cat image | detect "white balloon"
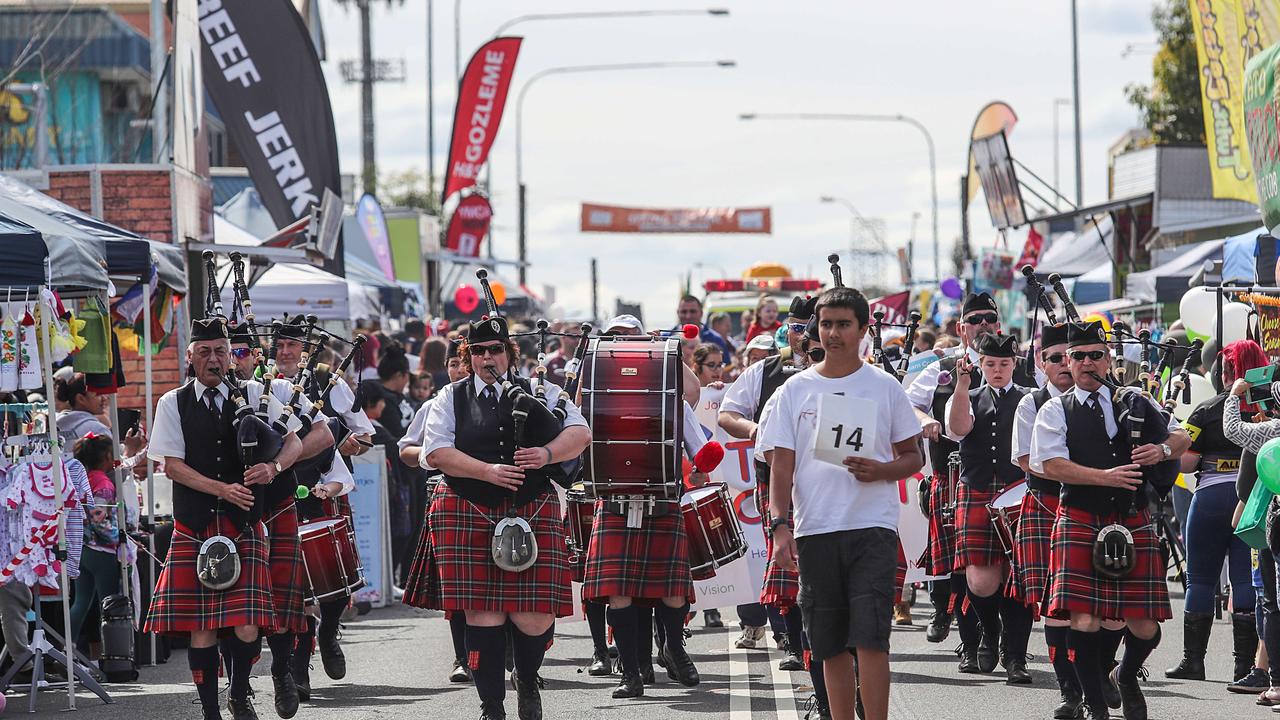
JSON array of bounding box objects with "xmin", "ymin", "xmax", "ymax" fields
[
  {"xmin": 1179, "ymin": 287, "xmax": 1218, "ymax": 336},
  {"xmin": 1171, "ymin": 372, "xmax": 1217, "ymax": 423},
  {"xmin": 1214, "ymin": 302, "xmax": 1251, "ymax": 345}
]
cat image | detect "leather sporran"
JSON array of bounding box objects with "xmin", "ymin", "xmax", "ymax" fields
[
  {"xmin": 196, "ymin": 535, "xmax": 242, "ymax": 590},
  {"xmin": 1092, "ymin": 524, "xmax": 1136, "ymax": 579}
]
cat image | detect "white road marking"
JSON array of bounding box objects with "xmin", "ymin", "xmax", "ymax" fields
[
  {"xmin": 729, "ymin": 636, "xmax": 753, "ymax": 720},
  {"xmin": 769, "ymin": 652, "xmax": 802, "ymax": 720}
]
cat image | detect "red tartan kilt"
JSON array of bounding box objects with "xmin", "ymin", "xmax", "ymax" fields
[
  {"xmin": 919, "ymin": 473, "xmax": 956, "ymax": 576},
  {"xmin": 405, "ymin": 484, "xmax": 571, "ymax": 616},
  {"xmin": 264, "ymin": 500, "xmax": 309, "ymax": 633},
  {"xmin": 954, "ymin": 483, "xmax": 1007, "ymax": 570},
  {"xmin": 1012, "ymin": 490, "xmax": 1058, "ymax": 611},
  {"xmin": 1046, "ymin": 506, "xmax": 1172, "ymax": 621},
  {"xmin": 760, "ymin": 532, "xmax": 799, "ymax": 609},
  {"xmin": 403, "ymin": 484, "xmax": 440, "ymax": 608},
  {"xmin": 144, "ymin": 516, "xmax": 277, "ymax": 636},
  {"xmin": 582, "ymin": 502, "xmax": 694, "ymax": 604}
]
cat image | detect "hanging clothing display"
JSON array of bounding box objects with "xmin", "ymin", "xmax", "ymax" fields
[
  {"xmin": 0, "ymin": 311, "xmax": 17, "ymax": 393},
  {"xmin": 17, "ymin": 306, "xmax": 40, "ymax": 390},
  {"xmin": 72, "ymin": 298, "xmax": 110, "ymax": 375}
]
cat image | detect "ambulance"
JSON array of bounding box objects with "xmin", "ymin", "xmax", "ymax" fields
[{"xmin": 701, "ymin": 263, "xmax": 824, "ymax": 337}]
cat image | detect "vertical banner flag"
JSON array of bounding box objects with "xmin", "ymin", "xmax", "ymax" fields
[
  {"xmin": 1016, "ymin": 225, "xmax": 1045, "ymax": 268},
  {"xmin": 444, "ymin": 193, "xmax": 493, "ymax": 257},
  {"xmin": 1190, "ymin": 0, "xmax": 1280, "ymax": 203},
  {"xmin": 443, "ymin": 37, "xmax": 523, "ymax": 201},
  {"xmin": 868, "ymin": 290, "xmax": 911, "ymax": 325},
  {"xmin": 1244, "ymin": 40, "xmax": 1280, "ymax": 235},
  {"xmin": 356, "ymin": 194, "xmax": 396, "ymax": 281}
]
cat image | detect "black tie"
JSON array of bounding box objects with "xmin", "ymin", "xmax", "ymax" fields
[
  {"xmin": 481, "ymin": 385, "xmax": 498, "ymax": 413},
  {"xmin": 203, "ymin": 387, "xmax": 220, "ymax": 415},
  {"xmin": 1087, "ymin": 391, "xmax": 1106, "ymax": 421}
]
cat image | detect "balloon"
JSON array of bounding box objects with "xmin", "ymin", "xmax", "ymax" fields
[
  {"xmin": 454, "ymin": 284, "xmax": 479, "ymax": 314},
  {"xmin": 940, "ymin": 277, "xmax": 963, "ymax": 300},
  {"xmin": 1257, "ymin": 437, "xmax": 1280, "ymax": 494},
  {"xmin": 1214, "ymin": 302, "xmax": 1251, "ymax": 345},
  {"xmin": 491, "ymin": 281, "xmax": 507, "ymax": 306},
  {"xmin": 1170, "ymin": 372, "xmax": 1216, "ymax": 422},
  {"xmin": 1178, "ymin": 287, "xmax": 1217, "ymax": 336}
]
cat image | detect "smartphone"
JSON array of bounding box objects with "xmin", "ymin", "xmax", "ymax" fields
[{"xmin": 116, "ymin": 408, "xmax": 141, "ymax": 435}]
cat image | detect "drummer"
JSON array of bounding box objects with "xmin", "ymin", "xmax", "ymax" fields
[
  {"xmin": 399, "ymin": 339, "xmax": 473, "ymax": 684},
  {"xmin": 944, "ymin": 332, "xmax": 1036, "ymax": 684},
  {"xmin": 581, "ymin": 315, "xmax": 710, "ymax": 700}
]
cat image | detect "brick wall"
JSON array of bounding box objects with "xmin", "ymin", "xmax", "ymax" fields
[{"xmin": 43, "ymin": 167, "xmax": 187, "ymax": 415}]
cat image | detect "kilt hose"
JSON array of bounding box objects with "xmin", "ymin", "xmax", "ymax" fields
[
  {"xmin": 264, "ymin": 499, "xmax": 309, "ymax": 634},
  {"xmin": 1046, "ymin": 505, "xmax": 1172, "ymax": 621},
  {"xmin": 144, "ymin": 515, "xmax": 277, "ymax": 636},
  {"xmin": 582, "ymin": 502, "xmax": 695, "ymax": 605},
  {"xmin": 954, "ymin": 482, "xmax": 1009, "ymax": 571},
  {"xmin": 1011, "ymin": 490, "xmax": 1059, "ymax": 615},
  {"xmin": 404, "ymin": 483, "xmax": 572, "ymax": 617},
  {"xmin": 917, "ymin": 472, "xmax": 956, "ymax": 576}
]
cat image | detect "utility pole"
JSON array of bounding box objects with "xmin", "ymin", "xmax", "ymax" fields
[
  {"xmin": 1071, "ymin": 0, "xmax": 1083, "ymax": 208},
  {"xmin": 590, "ymin": 258, "xmax": 599, "ymax": 325},
  {"xmin": 427, "ymin": 0, "xmax": 435, "ymax": 205},
  {"xmin": 338, "ymin": 0, "xmax": 407, "ymax": 196}
]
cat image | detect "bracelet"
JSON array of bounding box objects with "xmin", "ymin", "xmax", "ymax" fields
[{"xmin": 542, "ymin": 447, "xmax": 553, "ymax": 464}]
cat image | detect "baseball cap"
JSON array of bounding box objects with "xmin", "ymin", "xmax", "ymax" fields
[
  {"xmin": 604, "ymin": 314, "xmax": 643, "ymax": 333},
  {"xmin": 746, "ymin": 334, "xmax": 777, "ymax": 353}
]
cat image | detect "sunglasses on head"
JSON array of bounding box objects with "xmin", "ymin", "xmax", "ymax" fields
[
  {"xmin": 964, "ymin": 312, "xmax": 998, "ymax": 325},
  {"xmin": 787, "ymin": 323, "xmax": 807, "ymax": 334},
  {"xmin": 231, "ymin": 347, "xmax": 254, "ymax": 360},
  {"xmin": 1042, "ymin": 352, "xmax": 1066, "ymax": 364},
  {"xmin": 1069, "ymin": 350, "xmax": 1107, "ymax": 361},
  {"xmin": 470, "ymin": 343, "xmax": 506, "ymax": 357}
]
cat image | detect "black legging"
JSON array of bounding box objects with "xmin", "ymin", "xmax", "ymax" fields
[{"xmin": 70, "ymin": 547, "xmax": 120, "ymax": 645}]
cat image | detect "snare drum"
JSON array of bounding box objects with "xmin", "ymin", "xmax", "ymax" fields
[
  {"xmin": 564, "ymin": 487, "xmax": 595, "ymax": 557},
  {"xmin": 298, "ymin": 516, "xmax": 366, "ymax": 605},
  {"xmin": 986, "ymin": 481, "xmax": 1028, "ymax": 560},
  {"xmin": 681, "ymin": 483, "xmax": 747, "ymax": 580},
  {"xmin": 580, "ymin": 337, "xmax": 684, "ymax": 500}
]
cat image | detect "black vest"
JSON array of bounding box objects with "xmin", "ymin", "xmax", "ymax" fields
[
  {"xmin": 1061, "ymin": 392, "xmax": 1138, "ymax": 515},
  {"xmin": 753, "ymin": 355, "xmax": 796, "ymax": 488},
  {"xmin": 1026, "ymin": 386, "xmax": 1063, "ymax": 494},
  {"xmin": 959, "ymin": 384, "xmax": 1029, "ymax": 492},
  {"xmin": 927, "ymin": 353, "xmax": 1036, "ymax": 476},
  {"xmin": 445, "ymin": 377, "xmax": 550, "ymax": 508},
  {"xmin": 174, "ymin": 381, "xmax": 260, "ymax": 530}
]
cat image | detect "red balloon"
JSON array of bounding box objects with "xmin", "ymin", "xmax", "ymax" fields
[{"xmin": 455, "ymin": 284, "xmax": 479, "ymax": 314}]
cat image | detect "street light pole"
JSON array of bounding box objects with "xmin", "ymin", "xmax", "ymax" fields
[
  {"xmin": 1053, "ymin": 97, "xmax": 1070, "ymax": 200},
  {"xmin": 516, "ymin": 60, "xmax": 736, "ymax": 285},
  {"xmin": 427, "ymin": 0, "xmax": 435, "ymax": 202},
  {"xmin": 454, "ymin": 0, "xmax": 462, "ymax": 81},
  {"xmin": 1071, "ymin": 0, "xmax": 1083, "ymax": 208},
  {"xmin": 741, "ymin": 112, "xmax": 940, "ymax": 284},
  {"xmin": 494, "ymin": 8, "xmax": 728, "ymax": 37}
]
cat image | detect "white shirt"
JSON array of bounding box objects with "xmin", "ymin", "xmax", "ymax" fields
[
  {"xmin": 942, "ymin": 379, "xmax": 1016, "ymax": 443},
  {"xmin": 753, "ymin": 391, "xmax": 784, "ymax": 462},
  {"xmin": 1011, "ymin": 383, "xmax": 1065, "ymax": 467},
  {"xmin": 319, "ymin": 449, "xmax": 355, "ymax": 496},
  {"xmin": 762, "ymin": 363, "xmax": 923, "ymax": 538},
  {"xmin": 148, "ymin": 379, "xmax": 285, "ymax": 461},
  {"xmin": 905, "ymin": 346, "xmax": 973, "ymax": 411},
  {"xmin": 1029, "ymin": 386, "xmax": 1180, "ymax": 475},
  {"xmin": 720, "ymin": 357, "xmax": 767, "ymax": 419},
  {"xmin": 421, "ymin": 375, "xmax": 588, "ymax": 467}
]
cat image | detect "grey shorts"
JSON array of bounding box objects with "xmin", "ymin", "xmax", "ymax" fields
[{"xmin": 796, "ymin": 526, "xmax": 898, "ymax": 660}]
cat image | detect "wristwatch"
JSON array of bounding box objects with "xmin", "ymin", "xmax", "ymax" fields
[
  {"xmin": 768, "ymin": 516, "xmax": 792, "ymax": 534},
  {"xmin": 272, "ymin": 460, "xmax": 284, "ymax": 475},
  {"xmin": 1160, "ymin": 443, "xmax": 1172, "ymax": 459}
]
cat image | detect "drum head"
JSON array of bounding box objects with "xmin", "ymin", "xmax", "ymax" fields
[
  {"xmin": 991, "ymin": 481, "xmax": 1027, "ymax": 509},
  {"xmin": 299, "ymin": 517, "xmax": 346, "ymax": 537},
  {"xmin": 681, "ymin": 484, "xmax": 723, "ymax": 506}
]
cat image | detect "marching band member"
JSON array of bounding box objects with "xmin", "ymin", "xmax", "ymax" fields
[
  {"xmin": 400, "ymin": 339, "xmax": 473, "ymax": 684},
  {"xmin": 766, "ymin": 287, "xmax": 924, "ymax": 720},
  {"xmin": 1031, "ymin": 321, "xmax": 1189, "ymax": 720},
  {"xmin": 145, "ymin": 317, "xmax": 304, "ymax": 720},
  {"xmin": 414, "ymin": 316, "xmax": 590, "ymax": 720},
  {"xmin": 945, "ymin": 332, "xmax": 1035, "ymax": 684}
]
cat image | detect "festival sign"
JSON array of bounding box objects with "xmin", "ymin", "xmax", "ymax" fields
[
  {"xmin": 443, "ymin": 193, "xmax": 493, "ymax": 258},
  {"xmin": 1246, "ymin": 293, "xmax": 1280, "ymax": 359},
  {"xmin": 442, "ymin": 37, "xmax": 522, "ymax": 201},
  {"xmin": 580, "ymin": 203, "xmax": 772, "ymax": 234},
  {"xmin": 869, "ymin": 290, "xmax": 911, "ymax": 325},
  {"xmin": 1244, "ymin": 40, "xmax": 1280, "ymax": 235}
]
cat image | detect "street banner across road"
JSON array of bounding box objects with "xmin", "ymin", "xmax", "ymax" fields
[
  {"xmin": 580, "ymin": 203, "xmax": 772, "ymax": 234},
  {"xmin": 443, "ymin": 37, "xmax": 523, "ymax": 201},
  {"xmin": 444, "ymin": 193, "xmax": 493, "ymax": 257}
]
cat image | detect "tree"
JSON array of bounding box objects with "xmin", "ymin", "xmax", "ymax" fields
[
  {"xmin": 1125, "ymin": 0, "xmax": 1205, "ymax": 145},
  {"xmin": 378, "ymin": 167, "xmax": 440, "ymax": 214}
]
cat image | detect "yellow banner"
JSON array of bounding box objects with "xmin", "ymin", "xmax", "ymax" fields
[{"xmin": 1190, "ymin": 0, "xmax": 1280, "ymax": 203}]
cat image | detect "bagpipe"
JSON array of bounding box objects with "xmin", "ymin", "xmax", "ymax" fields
[{"xmin": 827, "ymin": 254, "xmax": 921, "ymax": 381}]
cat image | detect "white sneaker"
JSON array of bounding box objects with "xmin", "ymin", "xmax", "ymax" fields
[{"xmin": 734, "ymin": 625, "xmax": 766, "ymax": 649}]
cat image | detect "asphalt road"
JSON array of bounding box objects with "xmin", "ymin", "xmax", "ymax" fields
[{"xmin": 10, "ymin": 586, "xmax": 1265, "ymax": 719}]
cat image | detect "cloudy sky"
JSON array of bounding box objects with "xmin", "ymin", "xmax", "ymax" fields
[{"xmin": 316, "ymin": 0, "xmax": 1159, "ymax": 325}]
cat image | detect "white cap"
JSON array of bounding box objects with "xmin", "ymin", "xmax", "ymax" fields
[
  {"xmin": 746, "ymin": 334, "xmax": 777, "ymax": 353},
  {"xmin": 605, "ymin": 314, "xmax": 643, "ymax": 333}
]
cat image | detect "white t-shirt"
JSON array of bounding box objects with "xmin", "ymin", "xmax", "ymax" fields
[{"xmin": 763, "ymin": 363, "xmax": 922, "ymax": 538}]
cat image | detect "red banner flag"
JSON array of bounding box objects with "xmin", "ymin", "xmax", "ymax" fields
[
  {"xmin": 444, "ymin": 193, "xmax": 492, "ymax": 257},
  {"xmin": 869, "ymin": 291, "xmax": 911, "ymax": 325},
  {"xmin": 442, "ymin": 37, "xmax": 522, "ymax": 201},
  {"xmin": 1016, "ymin": 225, "xmax": 1044, "ymax": 268}
]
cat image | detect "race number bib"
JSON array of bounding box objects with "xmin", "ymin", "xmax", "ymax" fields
[{"xmin": 812, "ymin": 393, "xmax": 878, "ymax": 468}]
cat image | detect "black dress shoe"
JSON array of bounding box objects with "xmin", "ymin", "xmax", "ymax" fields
[
  {"xmin": 1004, "ymin": 659, "xmax": 1032, "ymax": 685},
  {"xmin": 662, "ymin": 643, "xmax": 700, "ymax": 687},
  {"xmin": 480, "ymin": 700, "xmax": 507, "ymax": 720},
  {"xmin": 640, "ymin": 665, "xmax": 655, "ymax": 685},
  {"xmin": 451, "ymin": 658, "xmax": 474, "ymax": 683},
  {"xmin": 228, "ymin": 696, "xmax": 260, "ymax": 720},
  {"xmin": 1108, "ymin": 667, "xmax": 1147, "ymax": 720},
  {"xmin": 588, "ymin": 649, "xmax": 613, "ymax": 677},
  {"xmin": 926, "ymin": 612, "xmax": 952, "ymax": 643},
  {"xmin": 514, "ymin": 673, "xmax": 542, "ymax": 720},
  {"xmin": 977, "ymin": 634, "xmax": 999, "ymax": 673},
  {"xmin": 1053, "ymin": 683, "xmax": 1084, "ymax": 719},
  {"xmin": 318, "ymin": 633, "xmax": 346, "ymax": 680},
  {"xmin": 289, "ymin": 654, "xmax": 310, "ymax": 703},
  {"xmin": 957, "ymin": 647, "xmax": 981, "ymax": 674},
  {"xmin": 272, "ymin": 672, "xmax": 300, "ymax": 719},
  {"xmin": 612, "ymin": 672, "xmax": 644, "ymax": 699}
]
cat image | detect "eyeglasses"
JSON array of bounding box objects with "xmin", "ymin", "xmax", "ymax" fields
[
  {"xmin": 787, "ymin": 323, "xmax": 807, "ymax": 334},
  {"xmin": 1042, "ymin": 353, "xmax": 1066, "ymax": 364},
  {"xmin": 231, "ymin": 347, "xmax": 254, "ymax": 360},
  {"xmin": 470, "ymin": 344, "xmax": 506, "ymax": 357},
  {"xmin": 964, "ymin": 312, "xmax": 998, "ymax": 325},
  {"xmin": 1069, "ymin": 350, "xmax": 1107, "ymax": 361}
]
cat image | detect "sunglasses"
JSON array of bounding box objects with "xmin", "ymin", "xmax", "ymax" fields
[
  {"xmin": 470, "ymin": 344, "xmax": 506, "ymax": 357},
  {"xmin": 1069, "ymin": 350, "xmax": 1107, "ymax": 362},
  {"xmin": 964, "ymin": 312, "xmax": 998, "ymax": 325},
  {"xmin": 231, "ymin": 347, "xmax": 254, "ymax": 360},
  {"xmin": 1042, "ymin": 353, "xmax": 1066, "ymax": 364},
  {"xmin": 787, "ymin": 323, "xmax": 807, "ymax": 334}
]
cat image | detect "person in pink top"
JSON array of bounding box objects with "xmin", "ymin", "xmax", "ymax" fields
[{"xmin": 69, "ymin": 433, "xmax": 121, "ymax": 649}]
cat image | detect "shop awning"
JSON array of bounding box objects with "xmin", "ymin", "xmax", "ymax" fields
[
  {"xmin": 1036, "ymin": 215, "xmax": 1115, "ymax": 277},
  {"xmin": 1125, "ymin": 239, "xmax": 1224, "ymax": 303},
  {"xmin": 0, "ymin": 213, "xmax": 48, "ymax": 288},
  {"xmin": 0, "ymin": 196, "xmax": 107, "ymax": 291}
]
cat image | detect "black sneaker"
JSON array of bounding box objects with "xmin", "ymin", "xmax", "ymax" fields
[
  {"xmin": 318, "ymin": 633, "xmax": 346, "ymax": 680},
  {"xmin": 703, "ymin": 609, "xmax": 724, "ymax": 628},
  {"xmin": 271, "ymin": 673, "xmax": 299, "ymax": 719},
  {"xmin": 1227, "ymin": 666, "xmax": 1269, "ymax": 693}
]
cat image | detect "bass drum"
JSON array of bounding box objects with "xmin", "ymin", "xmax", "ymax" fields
[{"xmin": 579, "ymin": 336, "xmax": 684, "ymax": 500}]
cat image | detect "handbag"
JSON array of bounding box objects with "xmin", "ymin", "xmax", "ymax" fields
[{"xmin": 1235, "ymin": 480, "xmax": 1275, "ymax": 551}]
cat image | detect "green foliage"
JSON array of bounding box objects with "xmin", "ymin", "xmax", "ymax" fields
[
  {"xmin": 1125, "ymin": 0, "xmax": 1205, "ymax": 145},
  {"xmin": 378, "ymin": 167, "xmax": 440, "ymax": 214}
]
